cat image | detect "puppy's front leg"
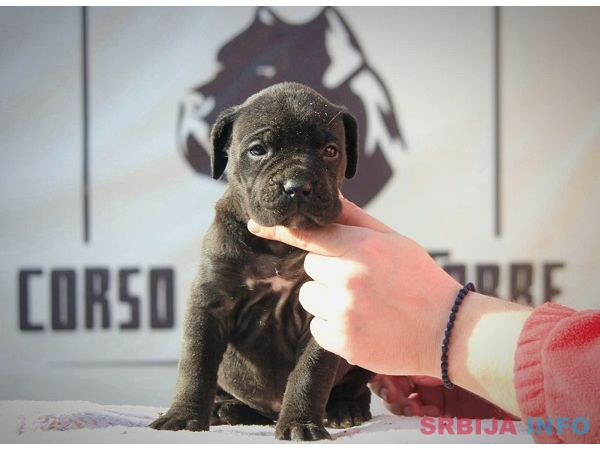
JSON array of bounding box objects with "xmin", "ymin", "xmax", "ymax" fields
[
  {"xmin": 276, "ymin": 338, "xmax": 341, "ymax": 441},
  {"xmin": 150, "ymin": 281, "xmax": 230, "ymax": 432}
]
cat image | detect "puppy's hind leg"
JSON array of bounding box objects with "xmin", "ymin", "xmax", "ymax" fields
[
  {"xmin": 211, "ymin": 388, "xmax": 274, "ymax": 426},
  {"xmin": 326, "ymin": 368, "xmax": 373, "ymax": 429}
]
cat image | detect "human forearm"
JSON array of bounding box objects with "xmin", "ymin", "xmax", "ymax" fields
[{"xmin": 441, "ymin": 292, "xmax": 532, "ymax": 416}]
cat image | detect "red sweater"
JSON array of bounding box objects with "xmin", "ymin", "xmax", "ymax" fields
[{"xmin": 514, "ymin": 302, "xmax": 600, "ymax": 443}]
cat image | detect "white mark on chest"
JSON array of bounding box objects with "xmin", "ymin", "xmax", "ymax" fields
[{"xmin": 244, "ymin": 276, "xmax": 295, "ymax": 293}]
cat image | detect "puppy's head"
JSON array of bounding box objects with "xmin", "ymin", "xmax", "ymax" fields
[{"xmin": 210, "ymin": 82, "xmax": 358, "ymax": 228}]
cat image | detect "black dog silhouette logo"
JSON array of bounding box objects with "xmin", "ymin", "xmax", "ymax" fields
[{"xmin": 178, "ymin": 6, "xmax": 405, "ymax": 206}]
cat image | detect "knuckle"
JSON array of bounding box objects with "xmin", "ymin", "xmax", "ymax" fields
[
  {"xmin": 299, "ymin": 281, "xmax": 309, "ymax": 298},
  {"xmin": 298, "ymin": 282, "xmax": 314, "ymax": 302},
  {"xmin": 303, "ymin": 253, "xmax": 317, "ymax": 273}
]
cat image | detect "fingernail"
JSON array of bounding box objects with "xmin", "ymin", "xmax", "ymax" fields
[
  {"xmin": 247, "ymin": 220, "xmax": 260, "ymax": 233},
  {"xmin": 380, "ymin": 388, "xmax": 389, "ymax": 402},
  {"xmin": 403, "ymin": 406, "xmax": 413, "ymax": 416}
]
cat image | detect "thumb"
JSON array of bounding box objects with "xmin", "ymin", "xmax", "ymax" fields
[
  {"xmin": 247, "ymin": 219, "xmax": 359, "ymax": 257},
  {"xmin": 336, "ymin": 197, "xmax": 395, "ymax": 233}
]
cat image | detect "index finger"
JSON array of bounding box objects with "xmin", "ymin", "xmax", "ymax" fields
[
  {"xmin": 336, "ymin": 196, "xmax": 395, "ymax": 233},
  {"xmin": 247, "ymin": 220, "xmax": 360, "ymax": 257}
]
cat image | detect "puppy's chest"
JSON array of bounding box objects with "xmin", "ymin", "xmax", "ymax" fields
[{"xmin": 233, "ymin": 250, "xmax": 309, "ymax": 334}]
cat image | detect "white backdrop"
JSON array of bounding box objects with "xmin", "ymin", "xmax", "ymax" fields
[{"xmin": 1, "ymin": 6, "xmax": 599, "ymax": 407}]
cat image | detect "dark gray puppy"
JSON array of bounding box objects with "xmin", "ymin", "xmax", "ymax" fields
[{"xmin": 150, "ymin": 82, "xmax": 373, "ymax": 441}]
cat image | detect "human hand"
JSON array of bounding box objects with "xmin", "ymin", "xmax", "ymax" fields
[
  {"xmin": 368, "ymin": 375, "xmax": 513, "ymax": 419},
  {"xmin": 247, "ymin": 195, "xmax": 461, "ymax": 377}
]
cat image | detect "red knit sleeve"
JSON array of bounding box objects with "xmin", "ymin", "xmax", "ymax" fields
[{"xmin": 514, "ymin": 302, "xmax": 600, "ymax": 443}]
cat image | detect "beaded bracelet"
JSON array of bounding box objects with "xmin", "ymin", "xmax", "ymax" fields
[{"xmin": 441, "ymin": 282, "xmax": 476, "ymax": 389}]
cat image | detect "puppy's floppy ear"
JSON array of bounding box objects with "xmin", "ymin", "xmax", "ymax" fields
[
  {"xmin": 210, "ymin": 106, "xmax": 238, "ymax": 180},
  {"xmin": 342, "ymin": 111, "xmax": 359, "ymax": 179}
]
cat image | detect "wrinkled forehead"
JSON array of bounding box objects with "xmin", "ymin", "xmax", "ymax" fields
[{"xmin": 233, "ymin": 95, "xmax": 344, "ymax": 147}]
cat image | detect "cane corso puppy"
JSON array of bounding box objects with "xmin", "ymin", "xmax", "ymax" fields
[{"xmin": 150, "ymin": 82, "xmax": 373, "ymax": 441}]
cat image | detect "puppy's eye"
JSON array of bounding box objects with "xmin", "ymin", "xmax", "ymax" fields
[
  {"xmin": 322, "ymin": 145, "xmax": 338, "ymax": 158},
  {"xmin": 248, "ymin": 144, "xmax": 267, "ymax": 157}
]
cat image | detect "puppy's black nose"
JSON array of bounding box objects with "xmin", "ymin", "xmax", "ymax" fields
[{"xmin": 282, "ymin": 178, "xmax": 313, "ymax": 198}]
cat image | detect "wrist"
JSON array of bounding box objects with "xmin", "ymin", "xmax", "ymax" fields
[
  {"xmin": 421, "ymin": 274, "xmax": 463, "ymax": 377},
  {"xmin": 440, "ymin": 282, "xmax": 476, "ymax": 389},
  {"xmin": 442, "ymin": 291, "xmax": 532, "ymax": 415}
]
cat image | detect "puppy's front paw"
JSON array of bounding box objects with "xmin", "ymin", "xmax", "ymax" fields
[
  {"xmin": 327, "ymin": 400, "xmax": 372, "ymax": 428},
  {"xmin": 149, "ymin": 407, "xmax": 209, "ymax": 432},
  {"xmin": 275, "ymin": 420, "xmax": 331, "ymax": 441}
]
